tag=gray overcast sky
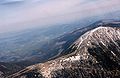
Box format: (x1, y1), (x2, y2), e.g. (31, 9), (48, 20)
(0, 0), (120, 33)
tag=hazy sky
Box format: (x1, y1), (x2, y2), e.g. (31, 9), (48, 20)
(0, 0), (120, 33)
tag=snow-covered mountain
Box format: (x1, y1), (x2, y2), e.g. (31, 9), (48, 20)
(8, 24), (120, 78)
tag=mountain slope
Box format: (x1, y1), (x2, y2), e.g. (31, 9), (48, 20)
(9, 26), (120, 78)
(24, 20), (120, 65)
(0, 20), (110, 77)
(0, 21), (98, 77)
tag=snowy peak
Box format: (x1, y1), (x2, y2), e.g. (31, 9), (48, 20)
(72, 26), (120, 69)
(74, 27), (120, 51)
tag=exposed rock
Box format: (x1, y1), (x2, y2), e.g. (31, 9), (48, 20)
(0, 71), (4, 78)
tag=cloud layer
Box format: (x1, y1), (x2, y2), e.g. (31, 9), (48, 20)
(0, 0), (120, 33)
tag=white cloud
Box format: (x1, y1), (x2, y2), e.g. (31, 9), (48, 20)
(0, 0), (120, 33)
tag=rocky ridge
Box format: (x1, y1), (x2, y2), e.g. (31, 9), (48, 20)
(8, 26), (120, 78)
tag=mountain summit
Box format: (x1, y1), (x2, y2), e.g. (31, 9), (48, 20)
(9, 26), (120, 78)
